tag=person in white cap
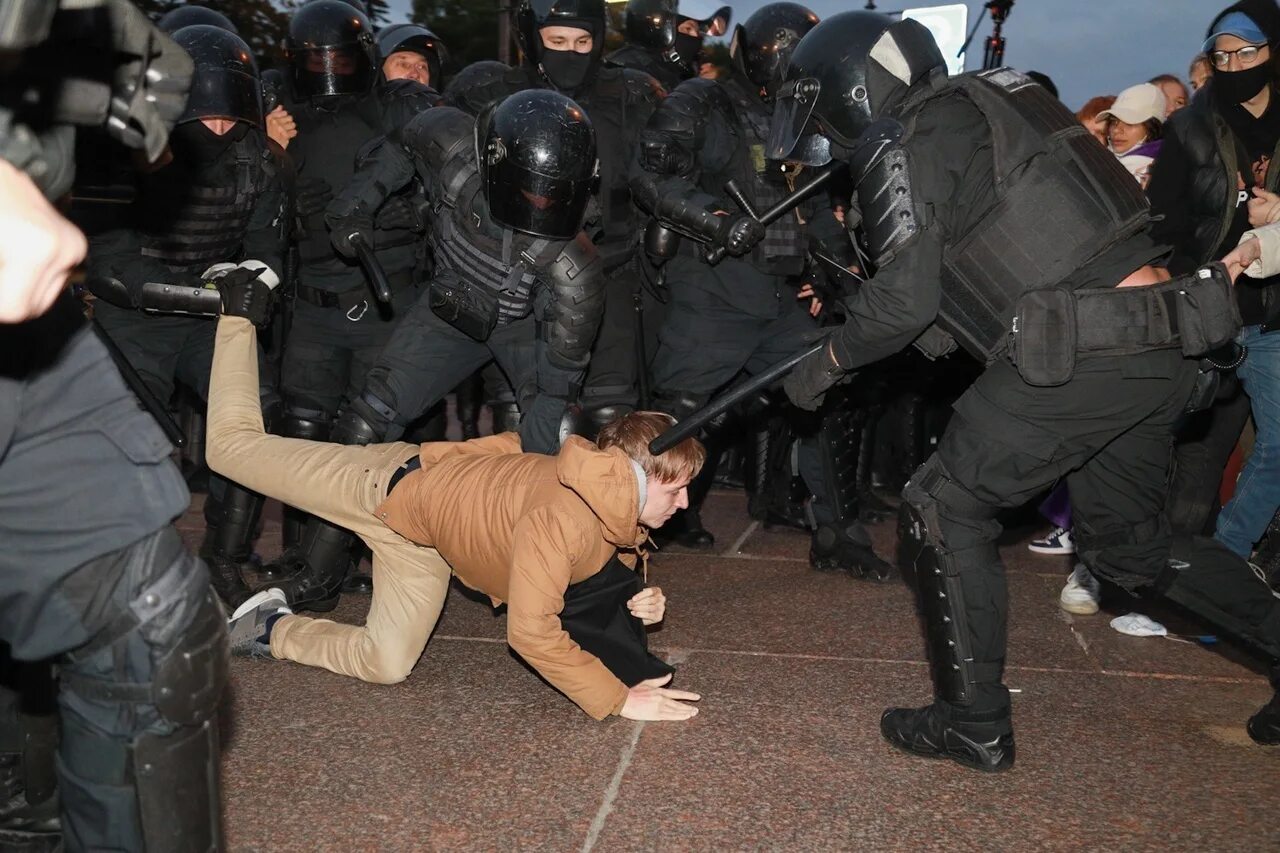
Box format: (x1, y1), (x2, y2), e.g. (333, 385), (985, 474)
(1099, 82), (1167, 186)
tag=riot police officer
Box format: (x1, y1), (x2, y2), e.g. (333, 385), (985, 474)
(377, 22), (447, 88)
(444, 0), (664, 436)
(0, 2), (229, 848)
(769, 11), (1280, 770)
(607, 0), (730, 91)
(87, 23), (285, 610)
(263, 0), (438, 596)
(259, 89), (605, 612)
(632, 3), (888, 577)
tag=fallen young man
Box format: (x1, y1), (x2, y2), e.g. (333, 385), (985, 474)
(205, 312), (706, 722)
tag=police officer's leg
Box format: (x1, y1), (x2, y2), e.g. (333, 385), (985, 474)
(649, 258), (761, 547)
(579, 262), (642, 438)
(885, 351), (1195, 770)
(0, 654), (59, 850)
(745, 300), (889, 579)
(0, 528), (228, 851)
(275, 300), (354, 560)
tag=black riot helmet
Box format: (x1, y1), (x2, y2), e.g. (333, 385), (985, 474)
(622, 0), (678, 49)
(477, 90), (598, 240)
(768, 11), (943, 164)
(376, 22), (448, 87)
(158, 5), (239, 35)
(514, 0), (607, 93)
(171, 24), (263, 127)
(285, 0), (377, 99)
(730, 3), (820, 99)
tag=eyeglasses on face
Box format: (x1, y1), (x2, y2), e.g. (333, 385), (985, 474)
(1210, 44), (1266, 69)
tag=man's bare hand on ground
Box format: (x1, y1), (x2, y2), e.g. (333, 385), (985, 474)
(620, 674), (701, 721)
(627, 586), (666, 625)
(0, 160), (87, 323)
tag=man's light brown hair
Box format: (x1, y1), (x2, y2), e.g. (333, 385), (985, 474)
(596, 411), (705, 484)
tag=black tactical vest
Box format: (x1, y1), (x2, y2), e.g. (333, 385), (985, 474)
(697, 76), (806, 275)
(420, 112), (565, 324)
(139, 130), (274, 272)
(899, 68), (1150, 362)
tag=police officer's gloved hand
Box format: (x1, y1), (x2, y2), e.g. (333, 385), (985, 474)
(295, 176), (333, 217)
(215, 267), (275, 328)
(327, 210), (375, 260)
(715, 213), (766, 257)
(784, 338), (848, 411)
(374, 196), (422, 232)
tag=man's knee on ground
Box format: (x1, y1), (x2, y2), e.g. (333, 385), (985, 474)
(358, 640), (418, 685)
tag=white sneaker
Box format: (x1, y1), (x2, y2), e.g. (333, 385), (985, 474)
(1059, 563), (1100, 615)
(1029, 526), (1075, 555)
(228, 588), (291, 656)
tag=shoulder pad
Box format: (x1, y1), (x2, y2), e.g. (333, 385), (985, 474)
(400, 105), (475, 175)
(444, 61), (529, 117)
(618, 67), (665, 103)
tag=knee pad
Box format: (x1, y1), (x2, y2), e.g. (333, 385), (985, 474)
(259, 387), (284, 433)
(57, 529), (227, 851)
(280, 405), (331, 441)
(653, 390), (709, 422)
(332, 399), (387, 446)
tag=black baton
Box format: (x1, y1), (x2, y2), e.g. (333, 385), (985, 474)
(705, 167), (837, 265)
(649, 340), (824, 455)
(348, 231), (394, 306)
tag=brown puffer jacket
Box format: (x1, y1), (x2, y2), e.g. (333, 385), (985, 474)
(374, 433), (647, 719)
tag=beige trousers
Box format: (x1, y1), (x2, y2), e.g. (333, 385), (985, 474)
(206, 317), (452, 684)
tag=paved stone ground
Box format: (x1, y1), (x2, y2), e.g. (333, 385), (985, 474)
(179, 487), (1280, 852)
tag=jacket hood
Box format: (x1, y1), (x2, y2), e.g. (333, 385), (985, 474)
(556, 435), (646, 548)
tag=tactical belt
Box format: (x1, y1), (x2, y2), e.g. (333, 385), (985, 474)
(1009, 264), (1239, 386)
(295, 283), (365, 309)
(296, 270), (413, 312)
(387, 455), (422, 494)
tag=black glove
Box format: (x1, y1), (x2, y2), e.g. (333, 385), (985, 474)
(215, 267), (274, 327)
(327, 210), (375, 260)
(783, 339), (848, 412)
(715, 213), (766, 257)
(295, 176), (333, 217)
(374, 196), (422, 231)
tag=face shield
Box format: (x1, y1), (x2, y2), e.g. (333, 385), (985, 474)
(768, 76), (823, 162)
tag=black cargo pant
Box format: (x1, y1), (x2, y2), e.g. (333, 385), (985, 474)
(909, 348), (1280, 717)
(649, 255), (843, 525)
(0, 305), (225, 850)
(580, 259), (666, 412)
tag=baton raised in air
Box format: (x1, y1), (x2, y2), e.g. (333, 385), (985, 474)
(648, 340), (825, 455)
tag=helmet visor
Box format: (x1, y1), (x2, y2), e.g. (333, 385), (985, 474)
(292, 46), (374, 97)
(768, 76), (822, 162)
(487, 161), (595, 240)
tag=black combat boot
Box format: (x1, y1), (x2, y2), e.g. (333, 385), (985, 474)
(880, 703), (1015, 772)
(262, 519), (358, 613)
(810, 523), (893, 580)
(200, 481), (266, 611)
